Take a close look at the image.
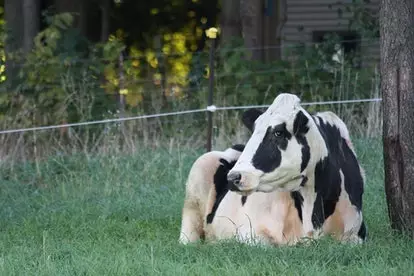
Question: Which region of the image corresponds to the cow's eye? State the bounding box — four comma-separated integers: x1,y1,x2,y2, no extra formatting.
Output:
275,131,283,137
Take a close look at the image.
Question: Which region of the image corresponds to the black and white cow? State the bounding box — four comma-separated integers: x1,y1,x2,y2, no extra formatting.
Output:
179,123,303,245
227,93,367,243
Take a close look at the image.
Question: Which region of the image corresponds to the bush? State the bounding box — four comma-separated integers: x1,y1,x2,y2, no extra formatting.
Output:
0,13,380,162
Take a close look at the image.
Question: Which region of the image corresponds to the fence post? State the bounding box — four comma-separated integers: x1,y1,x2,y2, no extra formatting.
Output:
118,51,126,117
118,51,127,146
205,27,218,152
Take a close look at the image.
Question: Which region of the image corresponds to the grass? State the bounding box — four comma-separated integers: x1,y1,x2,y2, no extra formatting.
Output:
0,138,413,276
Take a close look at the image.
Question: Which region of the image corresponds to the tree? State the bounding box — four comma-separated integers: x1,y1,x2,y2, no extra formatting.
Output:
219,0,241,45
239,0,263,61
4,0,23,83
238,0,287,62
262,0,286,61
100,0,110,42
4,0,40,85
381,0,414,237
55,0,87,36
22,0,40,53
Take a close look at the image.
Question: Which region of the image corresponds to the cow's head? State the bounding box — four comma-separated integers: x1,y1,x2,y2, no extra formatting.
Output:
227,93,327,195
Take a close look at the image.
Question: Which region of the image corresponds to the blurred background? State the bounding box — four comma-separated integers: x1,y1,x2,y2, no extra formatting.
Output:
0,0,381,161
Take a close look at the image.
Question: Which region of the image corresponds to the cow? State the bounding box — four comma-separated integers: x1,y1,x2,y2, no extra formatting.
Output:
227,93,367,244
178,125,304,245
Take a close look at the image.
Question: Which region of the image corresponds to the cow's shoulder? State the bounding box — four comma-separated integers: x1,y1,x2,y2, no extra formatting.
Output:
311,111,364,211
312,111,351,146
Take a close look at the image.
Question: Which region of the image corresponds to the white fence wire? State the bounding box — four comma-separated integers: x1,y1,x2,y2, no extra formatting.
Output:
0,98,382,135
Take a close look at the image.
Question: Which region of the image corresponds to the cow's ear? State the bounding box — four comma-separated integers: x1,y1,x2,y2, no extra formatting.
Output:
293,110,309,135
242,108,263,132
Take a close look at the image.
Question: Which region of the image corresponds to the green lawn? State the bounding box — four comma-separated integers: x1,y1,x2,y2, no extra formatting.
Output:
0,138,413,275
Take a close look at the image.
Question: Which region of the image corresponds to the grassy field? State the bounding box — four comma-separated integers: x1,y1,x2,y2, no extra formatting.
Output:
0,138,413,275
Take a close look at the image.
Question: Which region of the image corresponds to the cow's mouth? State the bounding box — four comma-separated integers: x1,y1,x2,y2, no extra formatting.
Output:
229,185,257,196
260,174,301,184
259,174,304,191
238,189,256,196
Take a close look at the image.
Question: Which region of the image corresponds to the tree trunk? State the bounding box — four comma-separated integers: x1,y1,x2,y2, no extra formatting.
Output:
4,0,23,84
381,0,414,236
22,0,40,53
240,0,263,61
55,0,87,36
100,0,110,42
220,0,242,45
263,0,287,61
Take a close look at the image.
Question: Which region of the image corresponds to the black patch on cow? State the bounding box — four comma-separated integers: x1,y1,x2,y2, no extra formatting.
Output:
291,191,303,222
293,111,311,173
297,135,310,173
300,175,308,187
312,156,341,229
358,220,367,240
311,182,339,229
242,108,263,132
206,158,237,224
340,139,364,210
311,193,324,228
252,123,292,173
311,116,364,229
241,196,247,206
231,144,245,153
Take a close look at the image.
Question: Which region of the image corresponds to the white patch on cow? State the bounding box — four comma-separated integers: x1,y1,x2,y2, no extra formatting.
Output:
207,188,302,246
338,169,364,244
206,190,262,245
299,183,317,235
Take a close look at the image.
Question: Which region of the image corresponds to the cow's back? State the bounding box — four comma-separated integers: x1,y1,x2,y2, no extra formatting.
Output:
184,151,223,214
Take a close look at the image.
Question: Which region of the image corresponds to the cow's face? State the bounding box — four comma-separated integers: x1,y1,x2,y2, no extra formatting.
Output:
228,93,325,195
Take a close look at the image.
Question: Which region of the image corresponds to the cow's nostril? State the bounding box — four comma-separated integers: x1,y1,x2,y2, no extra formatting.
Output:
227,172,242,185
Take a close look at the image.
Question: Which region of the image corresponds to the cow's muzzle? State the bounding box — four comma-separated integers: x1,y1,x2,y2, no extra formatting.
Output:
227,172,242,191
227,171,259,195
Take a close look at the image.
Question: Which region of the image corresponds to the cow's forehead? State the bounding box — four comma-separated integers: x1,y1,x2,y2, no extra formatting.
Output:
255,112,290,129
255,101,301,130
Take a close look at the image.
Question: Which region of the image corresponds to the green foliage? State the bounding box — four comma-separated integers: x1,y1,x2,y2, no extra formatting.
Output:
112,0,219,49
0,12,212,144
193,34,378,117
3,13,120,129
0,0,381,138
347,0,379,39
